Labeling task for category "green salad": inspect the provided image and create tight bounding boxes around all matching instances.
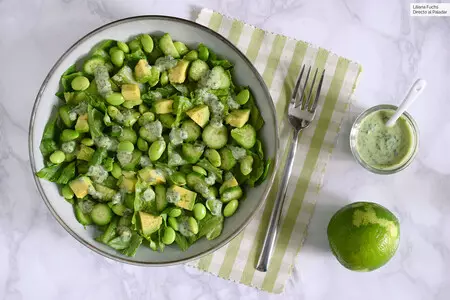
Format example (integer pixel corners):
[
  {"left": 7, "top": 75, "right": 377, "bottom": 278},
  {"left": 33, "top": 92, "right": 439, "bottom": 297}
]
[{"left": 36, "top": 33, "right": 271, "bottom": 256}]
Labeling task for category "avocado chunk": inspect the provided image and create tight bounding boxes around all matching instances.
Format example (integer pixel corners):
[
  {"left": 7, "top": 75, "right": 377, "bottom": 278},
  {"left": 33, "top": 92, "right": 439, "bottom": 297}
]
[
  {"left": 170, "top": 185, "right": 197, "bottom": 211},
  {"left": 75, "top": 114, "right": 89, "bottom": 133},
  {"left": 134, "top": 59, "right": 153, "bottom": 83},
  {"left": 121, "top": 84, "right": 141, "bottom": 101},
  {"left": 225, "top": 109, "right": 250, "bottom": 128},
  {"left": 168, "top": 60, "right": 190, "bottom": 84},
  {"left": 138, "top": 211, "right": 162, "bottom": 236},
  {"left": 77, "top": 145, "right": 95, "bottom": 161},
  {"left": 118, "top": 176, "right": 137, "bottom": 193},
  {"left": 69, "top": 176, "right": 92, "bottom": 198},
  {"left": 138, "top": 167, "right": 166, "bottom": 185},
  {"left": 219, "top": 174, "right": 239, "bottom": 194},
  {"left": 186, "top": 105, "right": 210, "bottom": 128},
  {"left": 154, "top": 99, "right": 173, "bottom": 114},
  {"left": 93, "top": 183, "right": 116, "bottom": 201},
  {"left": 159, "top": 33, "right": 180, "bottom": 58}
]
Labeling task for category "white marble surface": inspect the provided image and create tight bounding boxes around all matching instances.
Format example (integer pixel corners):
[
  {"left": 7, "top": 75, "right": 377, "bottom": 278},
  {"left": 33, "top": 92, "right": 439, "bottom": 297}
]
[{"left": 1, "top": 0, "right": 449, "bottom": 299}]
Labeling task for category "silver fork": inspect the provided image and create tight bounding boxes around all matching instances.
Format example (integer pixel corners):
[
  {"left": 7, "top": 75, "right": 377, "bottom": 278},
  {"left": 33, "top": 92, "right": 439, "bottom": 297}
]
[{"left": 256, "top": 65, "right": 326, "bottom": 272}]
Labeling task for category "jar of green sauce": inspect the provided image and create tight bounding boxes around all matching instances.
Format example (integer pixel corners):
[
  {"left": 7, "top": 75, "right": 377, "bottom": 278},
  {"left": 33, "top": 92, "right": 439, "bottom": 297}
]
[{"left": 350, "top": 104, "right": 419, "bottom": 174}]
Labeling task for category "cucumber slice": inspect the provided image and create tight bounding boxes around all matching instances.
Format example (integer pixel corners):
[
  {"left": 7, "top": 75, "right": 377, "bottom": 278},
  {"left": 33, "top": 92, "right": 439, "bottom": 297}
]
[
  {"left": 96, "top": 216, "right": 118, "bottom": 243},
  {"left": 83, "top": 56, "right": 106, "bottom": 75},
  {"left": 189, "top": 59, "right": 209, "bottom": 81},
  {"left": 182, "top": 142, "right": 205, "bottom": 164},
  {"left": 202, "top": 124, "right": 228, "bottom": 149},
  {"left": 91, "top": 203, "right": 113, "bottom": 225},
  {"left": 159, "top": 114, "right": 175, "bottom": 128},
  {"left": 219, "top": 148, "right": 236, "bottom": 171},
  {"left": 181, "top": 120, "right": 201, "bottom": 142},
  {"left": 110, "top": 204, "right": 127, "bottom": 216},
  {"left": 155, "top": 185, "right": 167, "bottom": 212},
  {"left": 74, "top": 202, "right": 93, "bottom": 226},
  {"left": 230, "top": 124, "right": 256, "bottom": 149}
]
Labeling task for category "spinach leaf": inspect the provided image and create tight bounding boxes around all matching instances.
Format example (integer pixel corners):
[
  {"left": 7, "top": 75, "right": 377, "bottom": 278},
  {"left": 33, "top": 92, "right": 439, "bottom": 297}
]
[
  {"left": 40, "top": 139, "right": 58, "bottom": 157},
  {"left": 122, "top": 232, "right": 143, "bottom": 256},
  {"left": 36, "top": 164, "right": 65, "bottom": 182},
  {"left": 56, "top": 161, "right": 76, "bottom": 185},
  {"left": 172, "top": 96, "right": 193, "bottom": 127},
  {"left": 253, "top": 139, "right": 264, "bottom": 160},
  {"left": 87, "top": 104, "right": 104, "bottom": 139},
  {"left": 134, "top": 178, "right": 157, "bottom": 215},
  {"left": 196, "top": 159, "right": 223, "bottom": 183},
  {"left": 85, "top": 92, "right": 107, "bottom": 113},
  {"left": 40, "top": 111, "right": 59, "bottom": 156},
  {"left": 243, "top": 92, "right": 264, "bottom": 131},
  {"left": 209, "top": 59, "right": 233, "bottom": 69},
  {"left": 256, "top": 158, "right": 272, "bottom": 186},
  {"left": 246, "top": 154, "right": 264, "bottom": 187},
  {"left": 197, "top": 213, "right": 224, "bottom": 240},
  {"left": 174, "top": 232, "right": 190, "bottom": 251}
]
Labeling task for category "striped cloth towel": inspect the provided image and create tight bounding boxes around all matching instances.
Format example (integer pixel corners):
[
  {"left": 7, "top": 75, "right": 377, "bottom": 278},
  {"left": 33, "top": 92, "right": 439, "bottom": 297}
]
[{"left": 187, "top": 8, "right": 362, "bottom": 293}]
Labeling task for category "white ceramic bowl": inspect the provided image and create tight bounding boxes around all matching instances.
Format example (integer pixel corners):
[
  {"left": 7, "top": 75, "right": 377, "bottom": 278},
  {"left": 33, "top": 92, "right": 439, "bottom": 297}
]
[{"left": 29, "top": 16, "right": 278, "bottom": 266}]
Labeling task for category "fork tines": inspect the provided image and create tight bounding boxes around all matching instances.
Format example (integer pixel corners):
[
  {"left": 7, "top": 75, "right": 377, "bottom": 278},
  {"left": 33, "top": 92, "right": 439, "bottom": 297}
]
[{"left": 291, "top": 65, "right": 325, "bottom": 113}]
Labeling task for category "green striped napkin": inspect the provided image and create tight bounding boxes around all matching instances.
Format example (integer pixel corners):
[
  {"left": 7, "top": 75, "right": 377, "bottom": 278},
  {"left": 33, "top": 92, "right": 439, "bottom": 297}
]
[{"left": 188, "top": 8, "right": 362, "bottom": 294}]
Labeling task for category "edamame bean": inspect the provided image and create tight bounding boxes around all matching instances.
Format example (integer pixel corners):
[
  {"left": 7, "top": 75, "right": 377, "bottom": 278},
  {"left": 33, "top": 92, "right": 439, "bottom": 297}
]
[
  {"left": 235, "top": 89, "right": 250, "bottom": 105},
  {"left": 107, "top": 106, "right": 123, "bottom": 120},
  {"left": 128, "top": 38, "right": 141, "bottom": 51},
  {"left": 111, "top": 163, "right": 122, "bottom": 179},
  {"left": 168, "top": 216, "right": 179, "bottom": 231},
  {"left": 173, "top": 41, "right": 189, "bottom": 56},
  {"left": 204, "top": 149, "right": 221, "bottom": 167},
  {"left": 188, "top": 217, "right": 199, "bottom": 234},
  {"left": 118, "top": 141, "right": 134, "bottom": 152},
  {"left": 192, "top": 166, "right": 207, "bottom": 176},
  {"left": 111, "top": 49, "right": 125, "bottom": 67},
  {"left": 162, "top": 227, "right": 176, "bottom": 245},
  {"left": 169, "top": 208, "right": 182, "bottom": 218},
  {"left": 50, "top": 150, "right": 65, "bottom": 164},
  {"left": 160, "top": 71, "right": 168, "bottom": 86},
  {"left": 140, "top": 34, "right": 154, "bottom": 53},
  {"left": 119, "top": 128, "right": 137, "bottom": 144},
  {"left": 138, "top": 112, "right": 155, "bottom": 126},
  {"left": 137, "top": 138, "right": 149, "bottom": 152},
  {"left": 170, "top": 172, "right": 186, "bottom": 186},
  {"left": 117, "top": 41, "right": 129, "bottom": 53},
  {"left": 71, "top": 75, "right": 90, "bottom": 91},
  {"left": 193, "top": 203, "right": 206, "bottom": 221},
  {"left": 184, "top": 50, "right": 198, "bottom": 61},
  {"left": 61, "top": 184, "right": 74, "bottom": 199},
  {"left": 148, "top": 139, "right": 166, "bottom": 161},
  {"left": 81, "top": 138, "right": 94, "bottom": 146},
  {"left": 198, "top": 44, "right": 209, "bottom": 61},
  {"left": 240, "top": 155, "right": 253, "bottom": 176},
  {"left": 139, "top": 104, "right": 150, "bottom": 114},
  {"left": 61, "top": 129, "right": 79, "bottom": 142},
  {"left": 224, "top": 200, "right": 239, "bottom": 217},
  {"left": 109, "top": 46, "right": 120, "bottom": 56},
  {"left": 106, "top": 92, "right": 125, "bottom": 106},
  {"left": 221, "top": 186, "right": 243, "bottom": 202}
]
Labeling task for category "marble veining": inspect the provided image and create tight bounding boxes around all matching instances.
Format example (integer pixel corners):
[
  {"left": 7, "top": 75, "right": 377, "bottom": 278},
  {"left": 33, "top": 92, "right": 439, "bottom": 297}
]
[{"left": 1, "top": 0, "right": 449, "bottom": 299}]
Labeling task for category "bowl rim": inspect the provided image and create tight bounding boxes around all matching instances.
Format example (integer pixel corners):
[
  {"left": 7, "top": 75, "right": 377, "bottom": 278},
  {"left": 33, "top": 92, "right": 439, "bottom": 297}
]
[{"left": 28, "top": 15, "right": 279, "bottom": 266}]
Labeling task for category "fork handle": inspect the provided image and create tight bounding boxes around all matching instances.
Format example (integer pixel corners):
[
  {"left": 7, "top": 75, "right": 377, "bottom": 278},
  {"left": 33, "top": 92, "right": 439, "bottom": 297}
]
[{"left": 256, "top": 129, "right": 300, "bottom": 272}]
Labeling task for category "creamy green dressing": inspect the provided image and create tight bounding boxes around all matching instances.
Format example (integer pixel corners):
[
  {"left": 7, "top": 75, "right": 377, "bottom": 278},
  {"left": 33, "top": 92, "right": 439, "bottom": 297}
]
[{"left": 356, "top": 109, "right": 415, "bottom": 170}]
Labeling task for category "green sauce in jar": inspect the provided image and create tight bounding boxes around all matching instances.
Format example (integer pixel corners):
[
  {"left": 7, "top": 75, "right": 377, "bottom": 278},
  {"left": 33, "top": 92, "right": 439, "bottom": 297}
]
[{"left": 355, "top": 108, "right": 416, "bottom": 171}]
